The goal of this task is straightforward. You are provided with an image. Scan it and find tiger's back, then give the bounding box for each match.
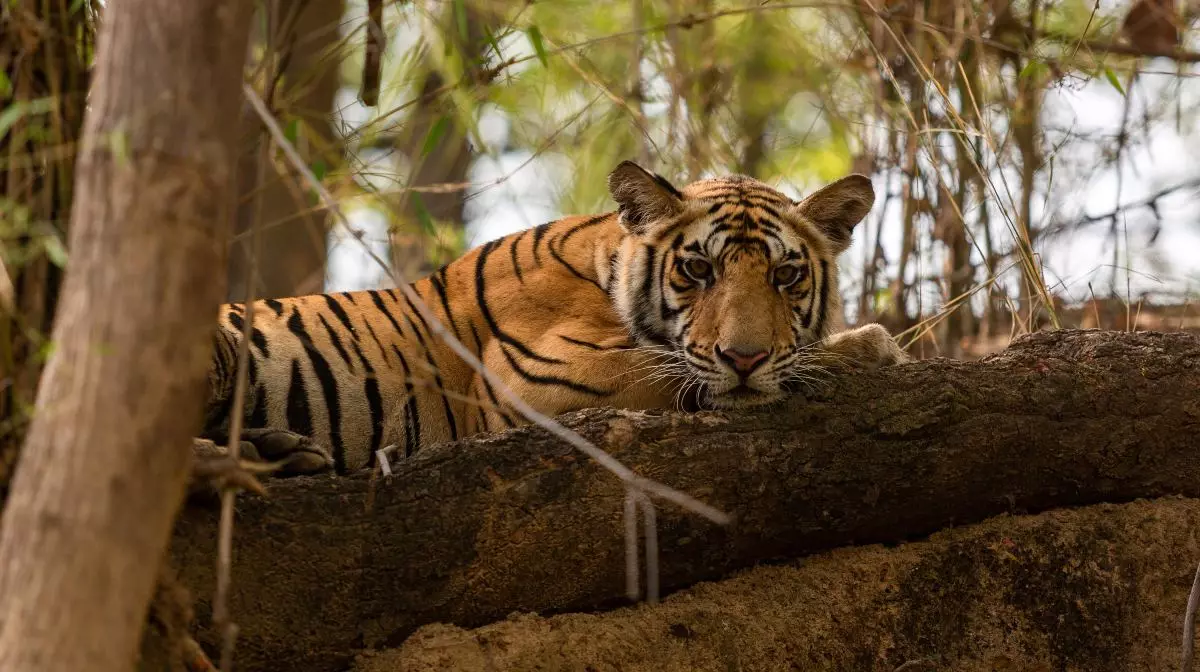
[204,211,670,473]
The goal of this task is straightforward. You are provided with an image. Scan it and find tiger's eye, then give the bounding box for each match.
[682,258,713,282]
[774,264,807,287]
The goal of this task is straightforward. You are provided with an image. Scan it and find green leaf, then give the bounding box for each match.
[284,118,300,145]
[311,159,328,183]
[481,25,503,62]
[42,235,68,268]
[1103,67,1126,96]
[454,0,469,41]
[421,115,451,157]
[527,25,548,67]
[1018,59,1047,82]
[0,98,54,143]
[411,193,436,235]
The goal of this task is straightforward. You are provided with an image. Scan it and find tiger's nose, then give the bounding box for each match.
[714,345,770,376]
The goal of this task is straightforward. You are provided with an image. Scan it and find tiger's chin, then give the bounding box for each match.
[701,384,786,410]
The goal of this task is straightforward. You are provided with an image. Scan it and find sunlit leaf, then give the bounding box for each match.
[454,0,469,41]
[1104,67,1126,96]
[528,26,549,67]
[42,235,68,268]
[285,118,300,145]
[422,115,452,157]
[411,193,437,235]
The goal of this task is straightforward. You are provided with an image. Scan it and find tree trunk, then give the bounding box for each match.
[227,0,344,300]
[0,1,254,670]
[388,2,489,280]
[161,330,1200,672]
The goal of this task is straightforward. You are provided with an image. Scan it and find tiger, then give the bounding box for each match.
[197,160,908,477]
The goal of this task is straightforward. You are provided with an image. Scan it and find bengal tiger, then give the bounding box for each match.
[198,161,908,477]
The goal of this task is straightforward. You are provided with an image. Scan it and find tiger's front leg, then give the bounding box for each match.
[819,323,910,370]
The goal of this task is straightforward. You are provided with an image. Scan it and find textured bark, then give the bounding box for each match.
[164,329,1200,672]
[359,497,1200,671]
[0,1,254,670]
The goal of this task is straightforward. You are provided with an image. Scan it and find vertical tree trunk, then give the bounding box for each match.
[389,2,489,280]
[227,0,344,300]
[0,0,253,670]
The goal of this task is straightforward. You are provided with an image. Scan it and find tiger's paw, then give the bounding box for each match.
[237,428,335,475]
[821,323,910,370]
[189,430,333,498]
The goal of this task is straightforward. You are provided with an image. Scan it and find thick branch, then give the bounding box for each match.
[167,329,1200,672]
[363,497,1200,670]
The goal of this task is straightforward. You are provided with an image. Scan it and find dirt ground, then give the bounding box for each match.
[353,497,1200,671]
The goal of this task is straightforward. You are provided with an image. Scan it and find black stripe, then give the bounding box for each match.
[323,294,357,336]
[475,239,564,364]
[352,339,385,457]
[429,268,461,339]
[401,289,432,336]
[250,328,269,358]
[800,246,816,329]
[361,319,389,365]
[264,299,284,316]
[227,311,244,332]
[405,316,459,442]
[628,245,666,346]
[508,229,527,283]
[469,322,484,352]
[500,345,612,396]
[367,289,405,335]
[814,259,831,339]
[558,334,632,351]
[391,344,420,457]
[531,222,550,265]
[471,324,516,427]
[558,214,608,248]
[549,243,605,292]
[341,291,358,305]
[287,309,344,472]
[318,313,355,372]
[285,359,313,439]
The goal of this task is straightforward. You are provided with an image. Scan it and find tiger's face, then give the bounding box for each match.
[607,161,874,410]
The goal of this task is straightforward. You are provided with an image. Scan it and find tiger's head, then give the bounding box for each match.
[606,160,874,410]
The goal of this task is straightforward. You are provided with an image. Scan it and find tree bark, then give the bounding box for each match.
[162,329,1200,672]
[360,497,1200,671]
[0,1,254,670]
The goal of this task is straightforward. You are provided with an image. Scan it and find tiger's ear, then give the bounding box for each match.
[794,174,875,253]
[607,160,685,235]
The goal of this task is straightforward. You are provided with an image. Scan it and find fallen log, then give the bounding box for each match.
[356,497,1200,671]
[165,329,1200,671]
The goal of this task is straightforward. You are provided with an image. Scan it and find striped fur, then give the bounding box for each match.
[201,162,907,474]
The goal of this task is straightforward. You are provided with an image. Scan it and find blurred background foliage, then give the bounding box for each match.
[4,0,1200,468]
